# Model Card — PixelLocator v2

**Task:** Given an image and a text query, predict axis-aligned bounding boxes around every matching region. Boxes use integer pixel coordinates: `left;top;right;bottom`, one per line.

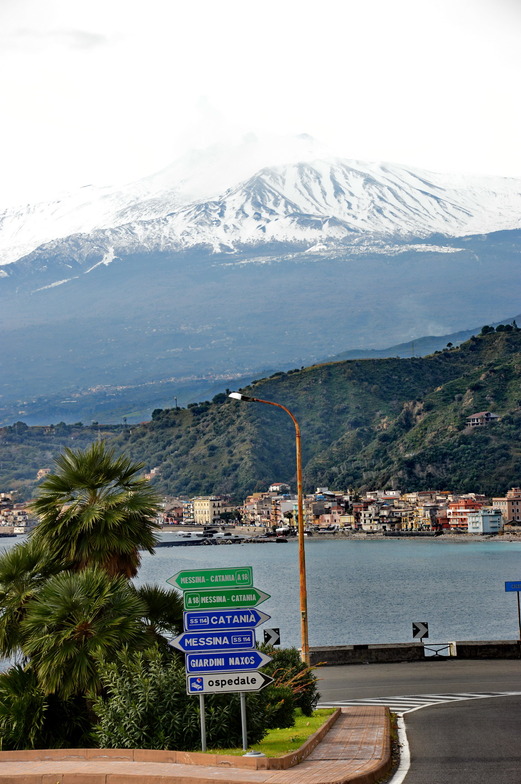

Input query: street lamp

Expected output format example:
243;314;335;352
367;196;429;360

228;392;310;665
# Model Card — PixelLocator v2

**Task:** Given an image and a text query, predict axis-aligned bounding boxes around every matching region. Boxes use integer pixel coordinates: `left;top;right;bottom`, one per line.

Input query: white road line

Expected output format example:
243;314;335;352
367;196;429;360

319;691;521;714
388;714;410;784
319;693;521;784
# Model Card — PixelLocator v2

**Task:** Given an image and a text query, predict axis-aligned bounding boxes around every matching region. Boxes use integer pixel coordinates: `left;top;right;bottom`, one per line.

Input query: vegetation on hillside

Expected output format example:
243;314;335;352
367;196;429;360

2;329;521;499
114;328;521;497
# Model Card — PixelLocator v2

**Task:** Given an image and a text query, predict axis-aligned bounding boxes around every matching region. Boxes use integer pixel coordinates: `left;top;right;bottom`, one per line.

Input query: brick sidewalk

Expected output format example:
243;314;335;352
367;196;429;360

0;706;391;784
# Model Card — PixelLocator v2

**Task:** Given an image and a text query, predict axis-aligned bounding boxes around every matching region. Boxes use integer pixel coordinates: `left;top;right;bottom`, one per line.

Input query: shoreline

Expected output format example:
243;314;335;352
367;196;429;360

301;532;521;543
160;527;521;544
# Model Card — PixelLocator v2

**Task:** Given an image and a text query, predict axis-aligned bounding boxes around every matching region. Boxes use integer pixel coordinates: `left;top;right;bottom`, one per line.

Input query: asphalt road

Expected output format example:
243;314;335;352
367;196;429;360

315;659;521;702
404;695;521;784
316;660;521;783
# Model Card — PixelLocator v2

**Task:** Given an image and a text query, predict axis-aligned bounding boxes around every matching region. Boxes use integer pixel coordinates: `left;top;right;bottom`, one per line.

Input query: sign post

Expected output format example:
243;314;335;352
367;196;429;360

505;581;521;640
240;692;248;751
168;565;273;752
199;694;206;752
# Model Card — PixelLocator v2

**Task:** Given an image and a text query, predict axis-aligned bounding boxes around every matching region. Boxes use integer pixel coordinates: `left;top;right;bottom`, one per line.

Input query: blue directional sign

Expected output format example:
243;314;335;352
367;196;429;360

183;608;271;632
505;581;521;592
171;630;255;653
186;649;272;674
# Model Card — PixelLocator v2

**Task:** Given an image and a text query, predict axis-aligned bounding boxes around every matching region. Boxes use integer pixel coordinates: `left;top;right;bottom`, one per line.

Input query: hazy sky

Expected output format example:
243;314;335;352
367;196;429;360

1;0;520;204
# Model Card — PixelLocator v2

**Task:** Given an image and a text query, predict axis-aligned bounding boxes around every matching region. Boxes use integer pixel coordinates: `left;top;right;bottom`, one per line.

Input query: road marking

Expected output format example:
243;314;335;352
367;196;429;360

319;692;521;784
319;691;521;715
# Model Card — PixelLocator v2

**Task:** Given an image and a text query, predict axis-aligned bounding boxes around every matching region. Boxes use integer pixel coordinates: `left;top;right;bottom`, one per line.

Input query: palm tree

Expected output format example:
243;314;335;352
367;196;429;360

133;584;184;647
0;538;63;657
31;442;161;577
20;567;148;699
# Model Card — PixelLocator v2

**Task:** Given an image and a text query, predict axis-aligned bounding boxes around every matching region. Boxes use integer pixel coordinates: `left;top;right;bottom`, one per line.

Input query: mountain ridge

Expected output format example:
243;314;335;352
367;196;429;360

3;153;521;271
2;330;520;500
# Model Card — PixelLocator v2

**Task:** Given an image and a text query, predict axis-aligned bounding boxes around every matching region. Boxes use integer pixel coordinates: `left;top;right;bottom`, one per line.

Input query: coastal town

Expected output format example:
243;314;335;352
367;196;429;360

4;484;520;538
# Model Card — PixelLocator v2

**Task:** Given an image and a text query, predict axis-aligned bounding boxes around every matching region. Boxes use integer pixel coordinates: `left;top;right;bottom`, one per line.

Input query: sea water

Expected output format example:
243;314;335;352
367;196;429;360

136;534;521;648
1;534;519;648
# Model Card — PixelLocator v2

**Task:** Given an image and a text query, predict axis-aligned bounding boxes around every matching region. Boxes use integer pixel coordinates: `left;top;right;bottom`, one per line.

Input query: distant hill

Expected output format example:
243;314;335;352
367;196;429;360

326;314;521;362
119;328;521;498
1;313;518;427
3;329;520;501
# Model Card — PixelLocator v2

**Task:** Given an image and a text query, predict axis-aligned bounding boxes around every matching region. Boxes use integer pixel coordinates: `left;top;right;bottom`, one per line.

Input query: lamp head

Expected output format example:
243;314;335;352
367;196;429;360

228;392;255;402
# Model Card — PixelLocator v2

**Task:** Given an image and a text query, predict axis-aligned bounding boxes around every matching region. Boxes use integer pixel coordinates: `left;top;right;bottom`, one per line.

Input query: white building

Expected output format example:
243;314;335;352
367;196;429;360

467;508;503;534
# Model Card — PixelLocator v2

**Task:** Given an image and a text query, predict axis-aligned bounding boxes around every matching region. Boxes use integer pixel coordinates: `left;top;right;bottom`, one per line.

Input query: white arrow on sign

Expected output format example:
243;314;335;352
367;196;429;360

263;628;281;646
186;670;273;695
412;621;429;640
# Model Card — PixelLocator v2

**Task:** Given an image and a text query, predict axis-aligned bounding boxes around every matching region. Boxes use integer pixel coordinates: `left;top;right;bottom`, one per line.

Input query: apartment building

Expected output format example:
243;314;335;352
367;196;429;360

492;487;521;523
192;496;226;526
467;507;503;534
446;498;485;531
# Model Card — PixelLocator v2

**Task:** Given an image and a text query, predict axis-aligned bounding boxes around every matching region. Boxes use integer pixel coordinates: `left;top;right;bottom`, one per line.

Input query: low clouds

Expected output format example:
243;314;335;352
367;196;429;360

4;27;109;51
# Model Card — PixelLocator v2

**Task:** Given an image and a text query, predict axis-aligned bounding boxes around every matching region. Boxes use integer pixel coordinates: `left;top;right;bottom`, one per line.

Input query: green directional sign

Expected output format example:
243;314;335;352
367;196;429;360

168;567;253;591
183;587;270;611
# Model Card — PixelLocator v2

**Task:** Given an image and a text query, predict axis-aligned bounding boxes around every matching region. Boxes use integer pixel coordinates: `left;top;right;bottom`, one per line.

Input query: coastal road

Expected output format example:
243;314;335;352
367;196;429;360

315;658;521;702
317;660;521;783
402;695;521;784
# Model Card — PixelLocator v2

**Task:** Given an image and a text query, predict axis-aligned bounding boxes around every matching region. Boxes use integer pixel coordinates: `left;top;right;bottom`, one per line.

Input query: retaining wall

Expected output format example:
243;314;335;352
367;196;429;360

309;639;521;666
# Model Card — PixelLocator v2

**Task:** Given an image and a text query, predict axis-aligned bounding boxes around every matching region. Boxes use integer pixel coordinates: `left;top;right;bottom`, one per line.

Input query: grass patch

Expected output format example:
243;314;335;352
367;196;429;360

210;708;336;757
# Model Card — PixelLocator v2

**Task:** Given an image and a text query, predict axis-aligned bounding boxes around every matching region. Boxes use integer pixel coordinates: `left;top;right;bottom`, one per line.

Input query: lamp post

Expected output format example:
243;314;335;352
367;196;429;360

228;392;310;665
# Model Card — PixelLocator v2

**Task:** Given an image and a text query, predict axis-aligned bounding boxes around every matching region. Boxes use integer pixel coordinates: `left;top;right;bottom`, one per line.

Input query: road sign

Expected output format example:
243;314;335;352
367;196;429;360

263;628;281;646
187;671;273;695
170;630;256;653
186;649;272;674
412;621;429;640
168;567;253;591
505;581;521;592
183;587;270;611
183;608;271;632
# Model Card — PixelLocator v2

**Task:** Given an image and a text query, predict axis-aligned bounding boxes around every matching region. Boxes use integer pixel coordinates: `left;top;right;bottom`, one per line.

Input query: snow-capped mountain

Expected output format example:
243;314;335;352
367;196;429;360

3;138;521;269
0;134;330;265
2;138;521;425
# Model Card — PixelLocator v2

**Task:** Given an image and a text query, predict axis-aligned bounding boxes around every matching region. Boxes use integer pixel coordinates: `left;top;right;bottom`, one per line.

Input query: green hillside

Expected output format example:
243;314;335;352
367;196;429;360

2;329;521;499
114;328;521;497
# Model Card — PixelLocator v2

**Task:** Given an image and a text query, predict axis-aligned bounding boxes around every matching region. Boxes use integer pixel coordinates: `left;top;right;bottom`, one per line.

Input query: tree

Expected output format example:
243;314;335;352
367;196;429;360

0;443;185;748
30;442;161;578
0;538;63;657
133;584;183;647
20;567;148;699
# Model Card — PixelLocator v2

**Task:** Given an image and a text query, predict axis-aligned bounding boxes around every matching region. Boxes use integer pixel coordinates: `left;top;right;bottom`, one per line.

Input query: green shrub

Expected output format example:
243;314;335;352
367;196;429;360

260;646;320;716
93;647;270;750
0;666;91;750
253;684;295;729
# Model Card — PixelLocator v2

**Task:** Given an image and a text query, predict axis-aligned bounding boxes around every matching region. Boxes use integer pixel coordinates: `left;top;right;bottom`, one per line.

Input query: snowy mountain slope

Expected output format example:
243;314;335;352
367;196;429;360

3;141;521;269
0;134;329;266
159;159;521;249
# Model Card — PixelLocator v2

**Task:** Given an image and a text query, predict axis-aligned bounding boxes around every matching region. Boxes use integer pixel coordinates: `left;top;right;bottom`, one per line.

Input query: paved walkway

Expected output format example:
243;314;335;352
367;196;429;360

0;707;390;784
